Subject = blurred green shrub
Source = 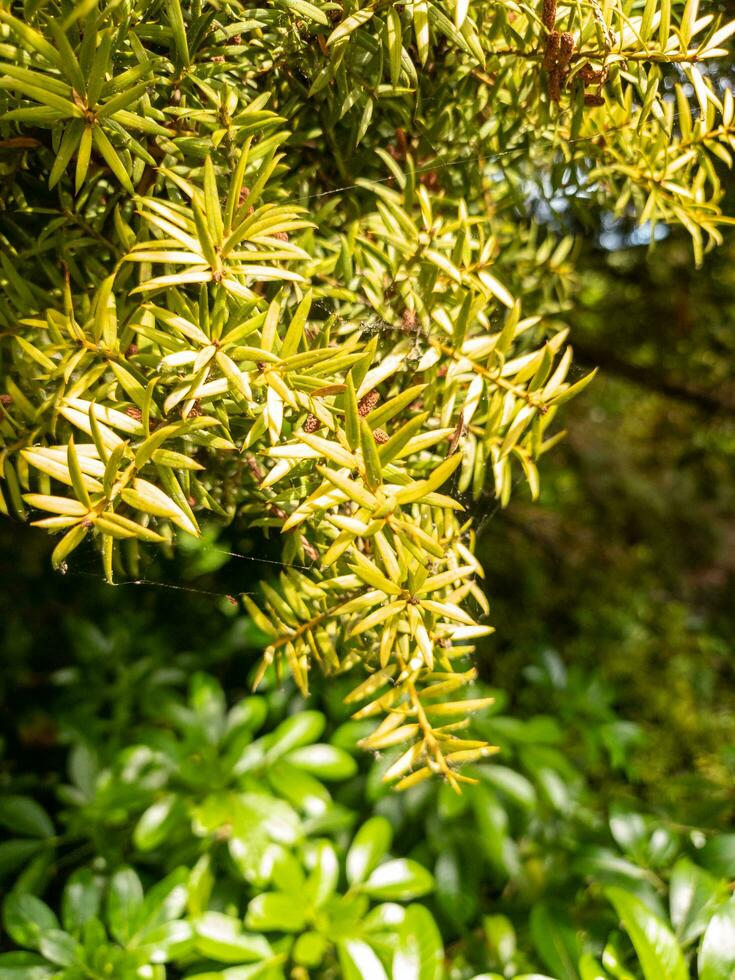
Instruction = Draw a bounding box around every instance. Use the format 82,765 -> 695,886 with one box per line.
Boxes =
2,654 -> 735,978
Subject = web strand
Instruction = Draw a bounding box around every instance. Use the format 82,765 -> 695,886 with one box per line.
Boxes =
301,114 -> 672,204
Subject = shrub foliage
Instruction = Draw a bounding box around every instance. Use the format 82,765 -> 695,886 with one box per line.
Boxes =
1,0 -> 734,796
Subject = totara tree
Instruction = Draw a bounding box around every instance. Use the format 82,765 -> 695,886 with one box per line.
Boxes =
1,0 -> 734,789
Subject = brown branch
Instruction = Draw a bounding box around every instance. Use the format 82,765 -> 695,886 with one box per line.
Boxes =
428,338 -> 549,411
481,47 -> 707,64
573,341 -> 735,416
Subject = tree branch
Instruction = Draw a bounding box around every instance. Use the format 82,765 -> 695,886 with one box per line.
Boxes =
573,341 -> 735,416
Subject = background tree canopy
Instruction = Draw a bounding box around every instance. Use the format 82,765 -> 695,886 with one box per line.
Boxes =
1,0 -> 735,976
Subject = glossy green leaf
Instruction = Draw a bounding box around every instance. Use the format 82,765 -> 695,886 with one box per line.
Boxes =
246,893 -> 307,932
529,904 -> 580,980
605,887 -> 687,980
0,797 -> 53,839
38,930 -> 82,967
2,893 -> 58,949
347,817 -> 394,886
196,912 -> 272,962
362,859 -> 434,901
392,904 -> 444,980
107,867 -> 144,945
698,902 -> 735,980
284,743 -> 357,780
61,869 -> 102,933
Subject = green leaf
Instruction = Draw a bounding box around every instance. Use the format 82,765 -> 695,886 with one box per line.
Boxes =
316,465 -> 378,510
137,866 -> 189,929
133,795 -> 182,851
281,290 -> 311,359
701,835 -> 735,878
344,372 -> 360,451
184,964 -> 277,980
413,0 -> 429,65
578,954 -> 608,980
92,126 -> 134,193
435,847 -> 477,928
362,859 -> 434,901
454,0 -> 469,28
294,930 -> 329,967
281,0 -> 329,24
94,275 -> 119,348
0,797 -> 53,839
392,904 -> 443,980
167,0 -> 191,66
283,744 -> 357,780
478,766 -> 537,810
0,11 -> 62,67
551,369 -> 598,407
38,930 -> 82,967
192,199 -> 219,267
301,432 -> 357,469
304,842 -> 339,909
0,76 -> 79,116
2,893 -> 58,949
134,919 -> 194,962
0,952 -> 53,979
0,840 -> 43,877
66,438 -> 91,509
386,7 -> 403,87
394,453 -> 462,505
195,912 -> 272,963
698,902 -> 735,980
2,458 -> 27,520
484,915 -> 516,970
14,336 -> 55,372
203,156 -> 224,242
360,419 -> 383,491
364,385 -> 426,431
328,9 -> 374,44
61,869 -> 102,933
75,125 -> 92,193
265,761 -> 332,816
338,939 -> 389,980
669,858 -> 725,944
605,887 -> 687,980
477,270 -> 514,308
246,893 -> 306,932
349,555 -> 402,595
202,794 -> 299,885
107,867 -> 144,945
190,672 -> 227,740
48,120 -> 82,189
265,712 -> 326,759
51,524 -> 89,568
347,816 -> 393,886
529,904 -> 580,980
121,478 -> 199,536
86,29 -> 112,106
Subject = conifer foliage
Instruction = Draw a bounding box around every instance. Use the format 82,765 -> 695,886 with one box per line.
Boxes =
1,0 -> 734,786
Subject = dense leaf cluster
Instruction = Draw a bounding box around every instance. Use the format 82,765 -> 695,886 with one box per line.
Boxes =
0,0 -> 734,791
2,653 -> 735,978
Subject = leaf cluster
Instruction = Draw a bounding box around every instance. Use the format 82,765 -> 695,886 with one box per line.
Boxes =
1,0 -> 734,788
